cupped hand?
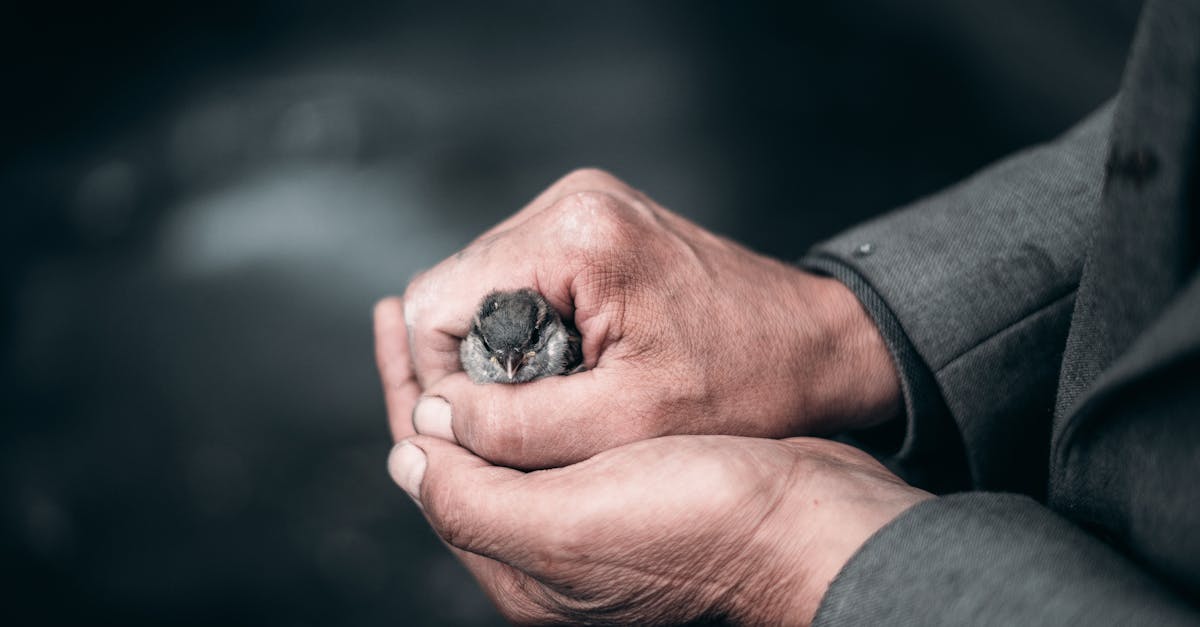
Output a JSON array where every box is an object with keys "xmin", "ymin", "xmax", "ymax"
[
  {"xmin": 377, "ymin": 168, "xmax": 899, "ymax": 469},
  {"xmin": 388, "ymin": 433, "xmax": 931, "ymax": 625}
]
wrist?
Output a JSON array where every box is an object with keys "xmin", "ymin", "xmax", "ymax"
[
  {"xmin": 728, "ymin": 442, "xmax": 933, "ymax": 625},
  {"xmin": 791, "ymin": 270, "xmax": 902, "ymax": 433}
]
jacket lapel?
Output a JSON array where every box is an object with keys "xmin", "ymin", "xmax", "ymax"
[{"xmin": 1051, "ymin": 0, "xmax": 1200, "ymax": 492}]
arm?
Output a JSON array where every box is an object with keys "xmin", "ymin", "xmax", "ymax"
[
  {"xmin": 805, "ymin": 103, "xmax": 1199, "ymax": 623},
  {"xmin": 803, "ymin": 104, "xmax": 1115, "ymax": 495},
  {"xmin": 815, "ymin": 493, "xmax": 1198, "ymax": 626},
  {"xmin": 375, "ymin": 116, "xmax": 1200, "ymax": 624},
  {"xmin": 378, "ymin": 385, "xmax": 1199, "ymax": 626}
]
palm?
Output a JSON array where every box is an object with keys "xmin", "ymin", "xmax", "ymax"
[{"xmin": 392, "ymin": 433, "xmax": 928, "ymax": 625}]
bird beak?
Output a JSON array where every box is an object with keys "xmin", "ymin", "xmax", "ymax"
[{"xmin": 504, "ymin": 352, "xmax": 525, "ymax": 380}]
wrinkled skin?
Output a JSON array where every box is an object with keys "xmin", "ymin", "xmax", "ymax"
[
  {"xmin": 374, "ymin": 168, "xmax": 929, "ymax": 625},
  {"xmin": 387, "ymin": 434, "xmax": 931, "ymax": 626},
  {"xmin": 383, "ymin": 168, "xmax": 900, "ymax": 470}
]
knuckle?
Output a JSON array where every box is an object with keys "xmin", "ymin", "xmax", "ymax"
[
  {"xmin": 401, "ymin": 298, "xmax": 421, "ymax": 329},
  {"xmin": 402, "ymin": 268, "xmax": 442, "ymax": 328},
  {"xmin": 402, "ymin": 271, "xmax": 428, "ymax": 308},
  {"xmin": 550, "ymin": 188, "xmax": 623, "ymax": 221},
  {"xmin": 548, "ymin": 190, "xmax": 640, "ymax": 254},
  {"xmin": 372, "ymin": 296, "xmax": 400, "ymax": 324},
  {"xmin": 557, "ymin": 167, "xmax": 622, "ymax": 189}
]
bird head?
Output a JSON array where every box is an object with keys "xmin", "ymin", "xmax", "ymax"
[{"xmin": 473, "ymin": 289, "xmax": 549, "ymax": 381}]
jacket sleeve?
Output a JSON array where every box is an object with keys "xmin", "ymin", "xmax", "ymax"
[
  {"xmin": 800, "ymin": 104, "xmax": 1113, "ymax": 495},
  {"xmin": 813, "ymin": 494, "xmax": 1200, "ymax": 626}
]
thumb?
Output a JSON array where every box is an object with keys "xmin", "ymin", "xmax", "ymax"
[
  {"xmin": 388, "ymin": 435, "xmax": 540, "ymax": 565},
  {"xmin": 414, "ymin": 369, "xmax": 647, "ymax": 469}
]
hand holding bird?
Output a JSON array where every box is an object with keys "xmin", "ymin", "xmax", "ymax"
[{"xmin": 376, "ymin": 168, "xmax": 899, "ymax": 469}]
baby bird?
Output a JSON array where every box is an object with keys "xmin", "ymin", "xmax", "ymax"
[{"xmin": 460, "ymin": 288, "xmax": 583, "ymax": 384}]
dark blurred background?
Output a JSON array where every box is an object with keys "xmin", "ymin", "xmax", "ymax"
[{"xmin": 2, "ymin": 1, "xmax": 1141, "ymax": 625}]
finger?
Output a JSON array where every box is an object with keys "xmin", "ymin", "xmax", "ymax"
[
  {"xmin": 388, "ymin": 436, "xmax": 558, "ymax": 571},
  {"xmin": 387, "ymin": 439, "xmax": 559, "ymax": 623},
  {"xmin": 374, "ymin": 297, "xmax": 422, "ymax": 441},
  {"xmin": 414, "ymin": 368, "xmax": 648, "ymax": 469}
]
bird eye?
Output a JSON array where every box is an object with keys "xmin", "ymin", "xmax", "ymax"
[{"xmin": 529, "ymin": 326, "xmax": 541, "ymax": 345}]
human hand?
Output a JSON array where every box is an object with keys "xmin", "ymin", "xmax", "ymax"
[
  {"xmin": 378, "ymin": 168, "xmax": 899, "ymax": 468},
  {"xmin": 387, "ymin": 433, "xmax": 931, "ymax": 625}
]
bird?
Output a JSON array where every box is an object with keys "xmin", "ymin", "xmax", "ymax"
[{"xmin": 460, "ymin": 288, "xmax": 583, "ymax": 384}]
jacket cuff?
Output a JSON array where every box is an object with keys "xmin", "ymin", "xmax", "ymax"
[{"xmin": 800, "ymin": 104, "xmax": 1112, "ymax": 495}]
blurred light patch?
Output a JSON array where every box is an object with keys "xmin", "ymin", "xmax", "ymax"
[
  {"xmin": 156, "ymin": 164, "xmax": 457, "ymax": 293},
  {"xmin": 169, "ymin": 99, "xmax": 249, "ymax": 184},
  {"xmin": 275, "ymin": 98, "xmax": 362, "ymax": 161}
]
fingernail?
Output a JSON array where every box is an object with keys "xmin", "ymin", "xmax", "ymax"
[
  {"xmin": 413, "ymin": 396, "xmax": 455, "ymax": 442},
  {"xmin": 388, "ymin": 441, "xmax": 427, "ymax": 502}
]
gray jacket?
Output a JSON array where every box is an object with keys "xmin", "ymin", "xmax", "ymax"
[{"xmin": 803, "ymin": 1, "xmax": 1200, "ymax": 623}]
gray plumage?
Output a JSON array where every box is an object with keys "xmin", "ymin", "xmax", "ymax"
[{"xmin": 460, "ymin": 288, "xmax": 582, "ymax": 383}]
